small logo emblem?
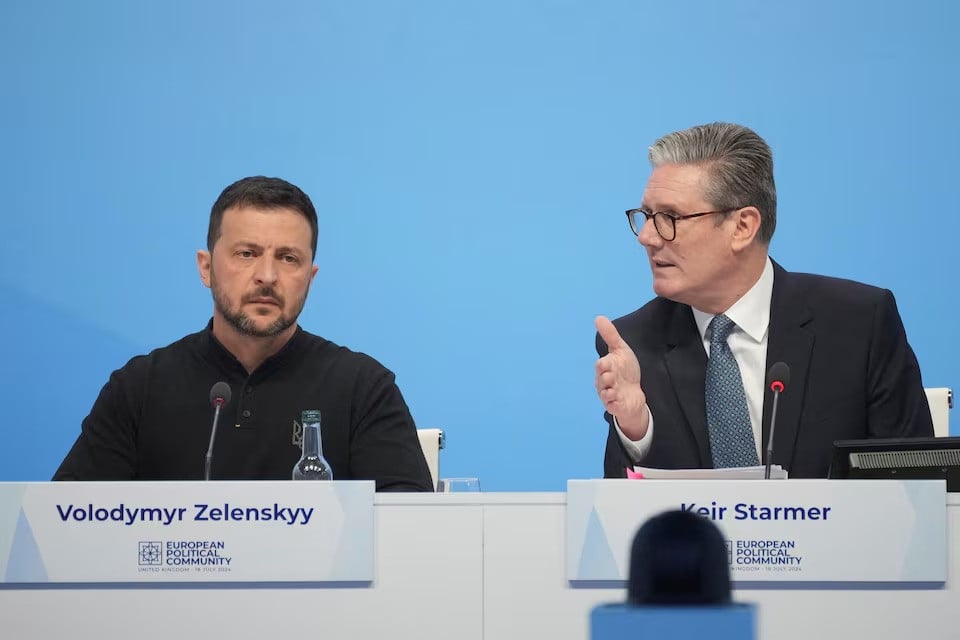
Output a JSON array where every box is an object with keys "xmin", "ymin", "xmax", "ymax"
[
  {"xmin": 292, "ymin": 420, "xmax": 303, "ymax": 447},
  {"xmin": 139, "ymin": 541, "xmax": 163, "ymax": 566}
]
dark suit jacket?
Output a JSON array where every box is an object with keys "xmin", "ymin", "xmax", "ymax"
[{"xmin": 599, "ymin": 261, "xmax": 933, "ymax": 478}]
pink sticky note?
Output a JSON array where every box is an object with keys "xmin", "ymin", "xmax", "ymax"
[{"xmin": 625, "ymin": 467, "xmax": 645, "ymax": 479}]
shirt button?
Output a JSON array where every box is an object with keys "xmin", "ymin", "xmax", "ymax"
[
  {"xmin": 241, "ymin": 410, "xmax": 251, "ymax": 418},
  {"xmin": 245, "ymin": 386, "xmax": 253, "ymax": 394}
]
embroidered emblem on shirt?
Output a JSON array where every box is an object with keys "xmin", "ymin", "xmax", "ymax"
[{"xmin": 292, "ymin": 420, "xmax": 303, "ymax": 447}]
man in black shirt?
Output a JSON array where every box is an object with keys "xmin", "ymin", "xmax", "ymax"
[{"xmin": 55, "ymin": 176, "xmax": 433, "ymax": 491}]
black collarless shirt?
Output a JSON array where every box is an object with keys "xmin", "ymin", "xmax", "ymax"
[{"xmin": 54, "ymin": 322, "xmax": 433, "ymax": 491}]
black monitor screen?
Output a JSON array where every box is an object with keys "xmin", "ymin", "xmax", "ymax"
[{"xmin": 829, "ymin": 436, "xmax": 960, "ymax": 492}]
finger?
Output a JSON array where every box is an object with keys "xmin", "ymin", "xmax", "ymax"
[
  {"xmin": 595, "ymin": 356, "xmax": 614, "ymax": 376},
  {"xmin": 595, "ymin": 315, "xmax": 629, "ymax": 351},
  {"xmin": 596, "ymin": 365, "xmax": 615, "ymax": 388},
  {"xmin": 599, "ymin": 387, "xmax": 617, "ymax": 406},
  {"xmin": 597, "ymin": 371, "xmax": 617, "ymax": 391}
]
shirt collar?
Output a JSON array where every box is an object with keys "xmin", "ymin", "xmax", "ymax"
[
  {"xmin": 202, "ymin": 319, "xmax": 308, "ymax": 379},
  {"xmin": 691, "ymin": 257, "xmax": 774, "ymax": 344}
]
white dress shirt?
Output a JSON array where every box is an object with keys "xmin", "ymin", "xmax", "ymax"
[{"xmin": 616, "ymin": 258, "xmax": 774, "ymax": 464}]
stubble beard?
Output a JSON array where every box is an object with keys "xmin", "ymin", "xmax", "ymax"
[{"xmin": 210, "ymin": 272, "xmax": 307, "ymax": 339}]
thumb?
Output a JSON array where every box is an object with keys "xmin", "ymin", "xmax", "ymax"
[{"xmin": 595, "ymin": 315, "xmax": 628, "ymax": 351}]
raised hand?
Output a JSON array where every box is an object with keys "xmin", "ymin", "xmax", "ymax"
[{"xmin": 595, "ymin": 316, "xmax": 649, "ymax": 440}]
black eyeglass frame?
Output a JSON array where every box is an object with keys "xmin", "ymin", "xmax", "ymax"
[{"xmin": 625, "ymin": 207, "xmax": 739, "ymax": 241}]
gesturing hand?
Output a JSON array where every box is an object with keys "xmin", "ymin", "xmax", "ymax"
[{"xmin": 595, "ymin": 315, "xmax": 649, "ymax": 440}]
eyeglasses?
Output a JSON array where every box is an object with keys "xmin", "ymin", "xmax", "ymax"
[{"xmin": 625, "ymin": 208, "xmax": 738, "ymax": 241}]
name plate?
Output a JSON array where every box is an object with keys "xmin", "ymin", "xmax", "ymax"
[
  {"xmin": 0, "ymin": 481, "xmax": 374, "ymax": 586},
  {"xmin": 566, "ymin": 479, "xmax": 946, "ymax": 584}
]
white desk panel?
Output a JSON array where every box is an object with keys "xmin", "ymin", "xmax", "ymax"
[{"xmin": 2, "ymin": 491, "xmax": 956, "ymax": 640}]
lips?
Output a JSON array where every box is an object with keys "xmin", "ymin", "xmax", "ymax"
[{"xmin": 247, "ymin": 297, "xmax": 279, "ymax": 305}]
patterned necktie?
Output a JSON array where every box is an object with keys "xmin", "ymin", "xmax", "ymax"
[{"xmin": 705, "ymin": 314, "xmax": 760, "ymax": 468}]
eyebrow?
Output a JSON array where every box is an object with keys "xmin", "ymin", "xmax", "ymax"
[
  {"xmin": 274, "ymin": 245, "xmax": 306, "ymax": 257},
  {"xmin": 231, "ymin": 241, "xmax": 263, "ymax": 251},
  {"xmin": 639, "ymin": 204, "xmax": 680, "ymax": 216},
  {"xmin": 232, "ymin": 241, "xmax": 307, "ymax": 257}
]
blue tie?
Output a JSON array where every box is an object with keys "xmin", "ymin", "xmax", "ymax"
[{"xmin": 705, "ymin": 314, "xmax": 760, "ymax": 468}]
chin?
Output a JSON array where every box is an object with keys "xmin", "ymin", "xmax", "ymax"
[
  {"xmin": 651, "ymin": 279, "xmax": 675, "ymax": 299},
  {"xmin": 253, "ymin": 316, "xmax": 285, "ymax": 330},
  {"xmin": 652, "ymin": 282, "xmax": 690, "ymax": 305},
  {"xmin": 249, "ymin": 306, "xmax": 281, "ymax": 319}
]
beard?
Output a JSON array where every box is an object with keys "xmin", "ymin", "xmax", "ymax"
[{"xmin": 210, "ymin": 270, "xmax": 308, "ymax": 339}]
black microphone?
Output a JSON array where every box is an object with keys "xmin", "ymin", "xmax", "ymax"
[
  {"xmin": 764, "ymin": 362, "xmax": 790, "ymax": 480},
  {"xmin": 205, "ymin": 382, "xmax": 232, "ymax": 481}
]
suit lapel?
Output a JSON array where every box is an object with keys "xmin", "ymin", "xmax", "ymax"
[
  {"xmin": 762, "ymin": 263, "xmax": 814, "ymax": 471},
  {"xmin": 663, "ymin": 303, "xmax": 712, "ymax": 466}
]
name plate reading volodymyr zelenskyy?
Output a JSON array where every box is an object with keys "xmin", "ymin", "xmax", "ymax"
[
  {"xmin": 566, "ymin": 479, "xmax": 946, "ymax": 584},
  {"xmin": 0, "ymin": 481, "xmax": 374, "ymax": 586}
]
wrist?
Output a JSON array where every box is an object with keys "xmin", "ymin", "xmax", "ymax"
[{"xmin": 616, "ymin": 404, "xmax": 650, "ymax": 440}]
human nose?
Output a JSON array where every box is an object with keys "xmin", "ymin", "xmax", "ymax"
[
  {"xmin": 637, "ymin": 214, "xmax": 663, "ymax": 248},
  {"xmin": 253, "ymin": 255, "xmax": 278, "ymax": 285}
]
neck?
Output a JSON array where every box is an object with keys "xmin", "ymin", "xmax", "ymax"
[
  {"xmin": 211, "ymin": 316, "xmax": 297, "ymax": 374},
  {"xmin": 697, "ymin": 250, "xmax": 768, "ymax": 315}
]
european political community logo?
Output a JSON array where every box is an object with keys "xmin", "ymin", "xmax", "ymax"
[
  {"xmin": 138, "ymin": 541, "xmax": 163, "ymax": 566},
  {"xmin": 726, "ymin": 538, "xmax": 803, "ymax": 573},
  {"xmin": 137, "ymin": 539, "xmax": 233, "ymax": 573}
]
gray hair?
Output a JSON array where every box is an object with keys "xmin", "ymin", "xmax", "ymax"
[{"xmin": 648, "ymin": 123, "xmax": 777, "ymax": 244}]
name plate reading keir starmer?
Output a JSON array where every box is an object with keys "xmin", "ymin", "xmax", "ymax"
[
  {"xmin": 0, "ymin": 481, "xmax": 374, "ymax": 586},
  {"xmin": 566, "ymin": 479, "xmax": 946, "ymax": 584}
]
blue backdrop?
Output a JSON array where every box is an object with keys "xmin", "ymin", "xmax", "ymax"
[{"xmin": 1, "ymin": 0, "xmax": 957, "ymax": 490}]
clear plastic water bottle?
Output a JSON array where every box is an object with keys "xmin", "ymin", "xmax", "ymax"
[{"xmin": 292, "ymin": 409, "xmax": 333, "ymax": 480}]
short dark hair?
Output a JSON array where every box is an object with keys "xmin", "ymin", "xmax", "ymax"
[
  {"xmin": 207, "ymin": 176, "xmax": 318, "ymax": 258},
  {"xmin": 627, "ymin": 509, "xmax": 731, "ymax": 605}
]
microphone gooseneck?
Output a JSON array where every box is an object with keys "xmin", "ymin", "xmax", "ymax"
[
  {"xmin": 205, "ymin": 382, "xmax": 232, "ymax": 481},
  {"xmin": 764, "ymin": 363, "xmax": 790, "ymax": 480}
]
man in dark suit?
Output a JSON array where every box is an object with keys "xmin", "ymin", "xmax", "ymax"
[{"xmin": 594, "ymin": 123, "xmax": 932, "ymax": 478}]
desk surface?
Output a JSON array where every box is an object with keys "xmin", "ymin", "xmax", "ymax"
[{"xmin": 3, "ymin": 491, "xmax": 958, "ymax": 640}]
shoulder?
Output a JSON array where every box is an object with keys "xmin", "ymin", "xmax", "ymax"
[
  {"xmin": 614, "ymin": 297, "xmax": 685, "ymax": 341},
  {"xmin": 776, "ymin": 267, "xmax": 894, "ymax": 311},
  {"xmin": 90, "ymin": 328, "xmax": 210, "ymax": 401},
  {"xmin": 110, "ymin": 328, "xmax": 208, "ymax": 377},
  {"xmin": 295, "ymin": 329, "xmax": 395, "ymax": 381}
]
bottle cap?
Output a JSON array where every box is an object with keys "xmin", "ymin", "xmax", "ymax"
[{"xmin": 301, "ymin": 409, "xmax": 321, "ymax": 423}]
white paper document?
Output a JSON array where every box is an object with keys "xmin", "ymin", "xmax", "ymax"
[{"xmin": 628, "ymin": 465, "xmax": 788, "ymax": 480}]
